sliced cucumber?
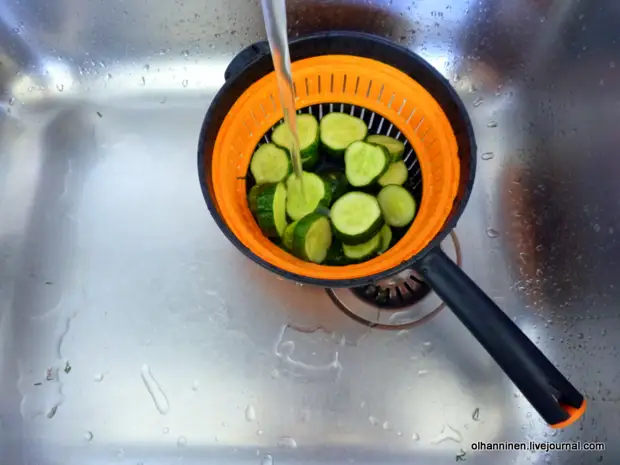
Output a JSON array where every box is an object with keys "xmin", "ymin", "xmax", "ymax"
[
  {"xmin": 282, "ymin": 220, "xmax": 298, "ymax": 251},
  {"xmin": 320, "ymin": 113, "xmax": 368, "ymax": 157},
  {"xmin": 325, "ymin": 241, "xmax": 349, "ymax": 266},
  {"xmin": 286, "ymin": 172, "xmax": 332, "ymax": 221},
  {"xmin": 378, "ymin": 161, "xmax": 408, "ymax": 187},
  {"xmin": 377, "ymin": 185, "xmax": 417, "ymax": 228},
  {"xmin": 366, "ymin": 135, "xmax": 406, "ymax": 161},
  {"xmin": 342, "ymin": 232, "xmax": 381, "ymax": 262},
  {"xmin": 249, "ymin": 182, "xmax": 288, "ymax": 238},
  {"xmin": 247, "ymin": 184, "xmax": 261, "ymax": 215},
  {"xmin": 250, "ymin": 143, "xmax": 292, "ymax": 184},
  {"xmin": 378, "ymin": 224, "xmax": 392, "ymax": 253},
  {"xmin": 321, "ymin": 171, "xmax": 349, "ymax": 203},
  {"xmin": 330, "ymin": 191, "xmax": 384, "ymax": 244},
  {"xmin": 292, "ymin": 213, "xmax": 333, "ymax": 264},
  {"xmin": 271, "ymin": 114, "xmax": 320, "ymax": 169},
  {"xmin": 344, "ymin": 141, "xmax": 390, "ymax": 187}
]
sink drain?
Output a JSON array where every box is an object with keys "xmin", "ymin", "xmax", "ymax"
[
  {"xmin": 326, "ymin": 231, "xmax": 462, "ymax": 329},
  {"xmin": 351, "ymin": 269, "xmax": 432, "ymax": 309}
]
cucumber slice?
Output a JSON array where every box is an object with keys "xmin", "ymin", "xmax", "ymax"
[
  {"xmin": 250, "ymin": 143, "xmax": 292, "ymax": 184},
  {"xmin": 271, "ymin": 114, "xmax": 320, "ymax": 169},
  {"xmin": 378, "ymin": 161, "xmax": 408, "ymax": 187},
  {"xmin": 366, "ymin": 135, "xmax": 406, "ymax": 161},
  {"xmin": 247, "ymin": 184, "xmax": 261, "ymax": 215},
  {"xmin": 330, "ymin": 191, "xmax": 384, "ymax": 244},
  {"xmin": 342, "ymin": 232, "xmax": 381, "ymax": 262},
  {"xmin": 320, "ymin": 113, "xmax": 368, "ymax": 157},
  {"xmin": 325, "ymin": 241, "xmax": 349, "ymax": 266},
  {"xmin": 292, "ymin": 213, "xmax": 333, "ymax": 263},
  {"xmin": 249, "ymin": 182, "xmax": 288, "ymax": 238},
  {"xmin": 286, "ymin": 172, "xmax": 332, "ymax": 221},
  {"xmin": 377, "ymin": 224, "xmax": 393, "ymax": 253},
  {"xmin": 321, "ymin": 171, "xmax": 349, "ymax": 203},
  {"xmin": 377, "ymin": 185, "xmax": 417, "ymax": 227},
  {"xmin": 344, "ymin": 141, "xmax": 390, "ymax": 187},
  {"xmin": 282, "ymin": 220, "xmax": 298, "ymax": 251}
]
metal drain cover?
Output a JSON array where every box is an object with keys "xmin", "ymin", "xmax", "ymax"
[
  {"xmin": 351, "ymin": 268, "xmax": 431, "ymax": 309},
  {"xmin": 326, "ymin": 232, "xmax": 462, "ymax": 329}
]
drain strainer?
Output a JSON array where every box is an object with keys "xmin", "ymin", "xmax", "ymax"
[
  {"xmin": 326, "ymin": 231, "xmax": 462, "ymax": 329},
  {"xmin": 351, "ymin": 269, "xmax": 432, "ymax": 309}
]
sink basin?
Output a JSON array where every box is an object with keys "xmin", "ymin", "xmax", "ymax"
[{"xmin": 0, "ymin": 0, "xmax": 617, "ymax": 464}]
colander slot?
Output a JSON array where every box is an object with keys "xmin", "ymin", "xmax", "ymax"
[
  {"xmin": 269, "ymin": 94, "xmax": 277, "ymax": 111},
  {"xmin": 377, "ymin": 84, "xmax": 385, "ymax": 102},
  {"xmin": 419, "ymin": 127, "xmax": 430, "ymax": 140},
  {"xmin": 360, "ymin": 107, "xmax": 366, "ymax": 119},
  {"xmin": 243, "ymin": 120, "xmax": 253, "ymax": 136},
  {"xmin": 305, "ymin": 77, "xmax": 310, "ymax": 96},
  {"xmin": 292, "ymin": 81, "xmax": 298, "ymax": 100},
  {"xmin": 259, "ymin": 103, "xmax": 267, "ymax": 117},
  {"xmin": 354, "ymin": 76, "xmax": 360, "ymax": 95},
  {"xmin": 318, "ymin": 75, "xmax": 322, "ymax": 94},
  {"xmin": 397, "ymin": 99, "xmax": 406, "ymax": 115},
  {"xmin": 404, "ymin": 149, "xmax": 415, "ymax": 163},
  {"xmin": 414, "ymin": 117, "xmax": 425, "ymax": 133},
  {"xmin": 406, "ymin": 108, "xmax": 417, "ymax": 124},
  {"xmin": 342, "ymin": 75, "xmax": 348, "ymax": 93},
  {"xmin": 387, "ymin": 92, "xmax": 396, "ymax": 108},
  {"xmin": 263, "ymin": 134, "xmax": 270, "ymax": 143},
  {"xmin": 368, "ymin": 112, "xmax": 376, "ymax": 130},
  {"xmin": 349, "ymin": 105, "xmax": 356, "ymax": 116},
  {"xmin": 250, "ymin": 109, "xmax": 258, "ymax": 125},
  {"xmin": 329, "ymin": 73, "xmax": 334, "ymax": 93},
  {"xmin": 365, "ymin": 80, "xmax": 373, "ymax": 98},
  {"xmin": 385, "ymin": 123, "xmax": 394, "ymax": 136},
  {"xmin": 376, "ymin": 116, "xmax": 386, "ymax": 134},
  {"xmin": 319, "ymin": 104, "xmax": 323, "ymax": 119},
  {"xmin": 329, "ymin": 103, "xmax": 334, "ymax": 113}
]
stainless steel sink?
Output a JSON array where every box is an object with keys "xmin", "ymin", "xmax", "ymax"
[{"xmin": 0, "ymin": 0, "xmax": 618, "ymax": 464}]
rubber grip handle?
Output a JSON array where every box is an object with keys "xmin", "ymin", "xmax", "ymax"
[{"xmin": 416, "ymin": 247, "xmax": 585, "ymax": 427}]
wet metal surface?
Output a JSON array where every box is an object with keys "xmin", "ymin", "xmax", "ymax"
[{"xmin": 0, "ymin": 0, "xmax": 618, "ymax": 464}]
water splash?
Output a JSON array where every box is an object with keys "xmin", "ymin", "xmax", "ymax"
[
  {"xmin": 93, "ymin": 373, "xmax": 104, "ymax": 382},
  {"xmin": 486, "ymin": 228, "xmax": 500, "ymax": 238},
  {"xmin": 481, "ymin": 152, "xmax": 495, "ymax": 160},
  {"xmin": 261, "ymin": 454, "xmax": 274, "ymax": 465},
  {"xmin": 277, "ymin": 436, "xmax": 297, "ymax": 449},
  {"xmin": 245, "ymin": 405, "xmax": 257, "ymax": 422},
  {"xmin": 430, "ymin": 423, "xmax": 463, "ymax": 444},
  {"xmin": 140, "ymin": 364, "xmax": 170, "ymax": 415},
  {"xmin": 177, "ymin": 436, "xmax": 187, "ymax": 447},
  {"xmin": 84, "ymin": 431, "xmax": 94, "ymax": 441}
]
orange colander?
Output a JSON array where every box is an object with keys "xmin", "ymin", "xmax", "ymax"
[{"xmin": 198, "ymin": 32, "xmax": 584, "ymax": 428}]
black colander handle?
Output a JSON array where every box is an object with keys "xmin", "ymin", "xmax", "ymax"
[{"xmin": 416, "ymin": 247, "xmax": 585, "ymax": 428}]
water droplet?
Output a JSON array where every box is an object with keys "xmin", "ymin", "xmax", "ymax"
[
  {"xmin": 277, "ymin": 436, "xmax": 297, "ymax": 449},
  {"xmin": 182, "ymin": 79, "xmax": 189, "ymax": 87},
  {"xmin": 535, "ymin": 244, "xmax": 544, "ymax": 251},
  {"xmin": 368, "ymin": 416, "xmax": 379, "ymax": 426},
  {"xmin": 191, "ymin": 380, "xmax": 199, "ymax": 391},
  {"xmin": 486, "ymin": 228, "xmax": 500, "ymax": 238},
  {"xmin": 472, "ymin": 407, "xmax": 480, "ymax": 421},
  {"xmin": 481, "ymin": 152, "xmax": 494, "ymax": 160},
  {"xmin": 177, "ymin": 436, "xmax": 187, "ymax": 447},
  {"xmin": 140, "ymin": 76, "xmax": 146, "ymax": 86},
  {"xmin": 487, "ymin": 120, "xmax": 498, "ymax": 128},
  {"xmin": 245, "ymin": 405, "xmax": 257, "ymax": 422},
  {"xmin": 83, "ymin": 431, "xmax": 94, "ymax": 441},
  {"xmin": 430, "ymin": 423, "xmax": 462, "ymax": 444},
  {"xmin": 412, "ymin": 432, "xmax": 420, "ymax": 441},
  {"xmin": 473, "ymin": 96, "xmax": 484, "ymax": 107},
  {"xmin": 593, "ymin": 223, "xmax": 601, "ymax": 233},
  {"xmin": 105, "ymin": 73, "xmax": 113, "ymax": 80},
  {"xmin": 162, "ymin": 426, "xmax": 169, "ymax": 434},
  {"xmin": 382, "ymin": 421, "xmax": 391, "ymax": 431},
  {"xmin": 144, "ymin": 63, "xmax": 150, "ymax": 71},
  {"xmin": 181, "ymin": 50, "xmax": 190, "ymax": 57},
  {"xmin": 140, "ymin": 364, "xmax": 170, "ymax": 415},
  {"xmin": 256, "ymin": 429, "xmax": 263, "ymax": 436},
  {"xmin": 417, "ymin": 369, "xmax": 428, "ymax": 376},
  {"xmin": 610, "ymin": 61, "xmax": 616, "ymax": 68},
  {"xmin": 8, "ymin": 97, "xmax": 15, "ymax": 105},
  {"xmin": 261, "ymin": 454, "xmax": 274, "ymax": 465},
  {"xmin": 56, "ymin": 83, "xmax": 64, "ymax": 92}
]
